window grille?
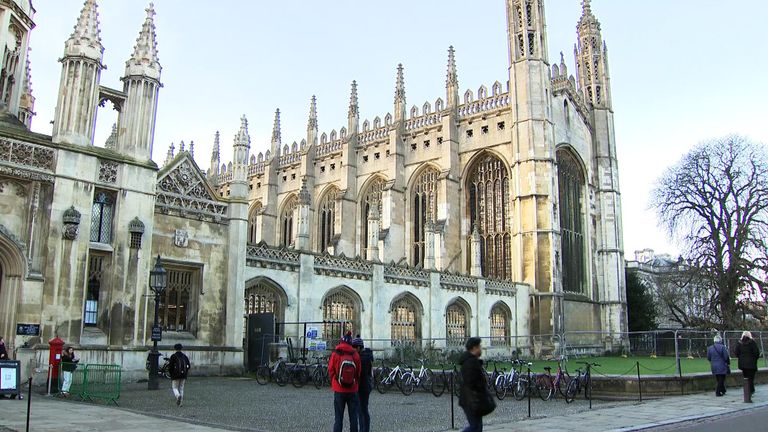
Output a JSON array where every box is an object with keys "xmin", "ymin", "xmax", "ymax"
[
  {"xmin": 84, "ymin": 254, "xmax": 104, "ymax": 326},
  {"xmin": 391, "ymin": 295, "xmax": 421, "ymax": 345},
  {"xmin": 159, "ymin": 267, "xmax": 197, "ymax": 331},
  {"xmin": 490, "ymin": 304, "xmax": 510, "ymax": 346},
  {"xmin": 322, "ymin": 290, "xmax": 357, "ymax": 342},
  {"xmin": 446, "ymin": 302, "xmax": 469, "ymax": 347},
  {"xmin": 90, "ymin": 191, "xmax": 113, "ymax": 243}
]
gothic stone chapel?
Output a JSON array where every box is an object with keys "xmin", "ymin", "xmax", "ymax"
[{"xmin": 0, "ymin": 0, "xmax": 625, "ymax": 377}]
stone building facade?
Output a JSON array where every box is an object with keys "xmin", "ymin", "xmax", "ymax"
[{"xmin": 0, "ymin": 0, "xmax": 625, "ymax": 378}]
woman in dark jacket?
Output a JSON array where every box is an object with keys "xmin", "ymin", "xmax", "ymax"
[
  {"xmin": 458, "ymin": 337, "xmax": 494, "ymax": 432},
  {"xmin": 706, "ymin": 335, "xmax": 730, "ymax": 396},
  {"xmin": 734, "ymin": 331, "xmax": 761, "ymax": 395}
]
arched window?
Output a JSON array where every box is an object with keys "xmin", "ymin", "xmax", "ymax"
[
  {"xmin": 322, "ymin": 288, "xmax": 360, "ymax": 343},
  {"xmin": 557, "ymin": 149, "xmax": 586, "ymax": 293},
  {"xmin": 248, "ymin": 202, "xmax": 262, "ymax": 245},
  {"xmin": 244, "ymin": 279, "xmax": 286, "ymax": 333},
  {"xmin": 279, "ymin": 196, "xmax": 298, "ymax": 247},
  {"xmin": 490, "ymin": 302, "xmax": 511, "ymax": 346},
  {"xmin": 360, "ymin": 177, "xmax": 385, "ymax": 252},
  {"xmin": 466, "ymin": 154, "xmax": 511, "ymax": 279},
  {"xmin": 390, "ymin": 294, "xmax": 422, "ymax": 345},
  {"xmin": 317, "ymin": 188, "xmax": 338, "ymax": 253},
  {"xmin": 446, "ymin": 299, "xmax": 471, "ymax": 347},
  {"xmin": 411, "ymin": 166, "xmax": 439, "ymax": 267}
]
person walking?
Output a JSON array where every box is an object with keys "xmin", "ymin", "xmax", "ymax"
[
  {"xmin": 328, "ymin": 332, "xmax": 362, "ymax": 432},
  {"xmin": 734, "ymin": 331, "xmax": 761, "ymax": 399},
  {"xmin": 352, "ymin": 336, "xmax": 373, "ymax": 432},
  {"xmin": 169, "ymin": 343, "xmax": 191, "ymax": 407},
  {"xmin": 458, "ymin": 337, "xmax": 495, "ymax": 432},
  {"xmin": 60, "ymin": 347, "xmax": 79, "ymax": 396},
  {"xmin": 706, "ymin": 334, "xmax": 730, "ymax": 396},
  {"xmin": 0, "ymin": 336, "xmax": 8, "ymax": 359}
]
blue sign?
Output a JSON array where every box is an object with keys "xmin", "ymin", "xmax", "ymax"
[
  {"xmin": 306, "ymin": 328, "xmax": 318, "ymax": 339},
  {"xmin": 151, "ymin": 326, "xmax": 162, "ymax": 342}
]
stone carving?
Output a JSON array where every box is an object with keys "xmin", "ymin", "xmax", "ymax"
[
  {"xmin": 485, "ymin": 279, "xmax": 517, "ymax": 297},
  {"xmin": 383, "ymin": 263, "xmax": 430, "ymax": 287},
  {"xmin": 440, "ymin": 272, "xmax": 478, "ymax": 292},
  {"xmin": 314, "ymin": 253, "xmax": 373, "ymax": 280},
  {"xmin": 174, "ymin": 229, "xmax": 189, "ymax": 248},
  {"xmin": 0, "ymin": 137, "xmax": 56, "ymax": 171},
  {"xmin": 98, "ymin": 160, "xmax": 118, "ymax": 183},
  {"xmin": 246, "ymin": 242, "xmax": 300, "ymax": 271},
  {"xmin": 156, "ymin": 158, "xmax": 228, "ymax": 223},
  {"xmin": 0, "ymin": 165, "xmax": 54, "ymax": 183},
  {"xmin": 0, "ymin": 178, "xmax": 27, "ymax": 197},
  {"xmin": 62, "ymin": 206, "xmax": 81, "ymax": 240}
]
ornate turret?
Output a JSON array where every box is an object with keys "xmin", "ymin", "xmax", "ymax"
[
  {"xmin": 575, "ymin": 0, "xmax": 611, "ymax": 108},
  {"xmin": 164, "ymin": 142, "xmax": 175, "ymax": 166},
  {"xmin": 270, "ymin": 109, "xmax": 281, "ymax": 157},
  {"xmin": 52, "ymin": 0, "xmax": 105, "ymax": 146},
  {"xmin": 446, "ymin": 46, "xmax": 459, "ymax": 109},
  {"xmin": 307, "ymin": 95, "xmax": 318, "ymax": 146},
  {"xmin": 506, "ymin": 0, "xmax": 548, "ymax": 63},
  {"xmin": 232, "ymin": 115, "xmax": 250, "ymax": 183},
  {"xmin": 394, "ymin": 64, "xmax": 406, "ymax": 122},
  {"xmin": 348, "ymin": 80, "xmax": 359, "ymax": 134},
  {"xmin": 18, "ymin": 55, "xmax": 35, "ymax": 128},
  {"xmin": 117, "ymin": 3, "xmax": 162, "ymax": 161},
  {"xmin": 104, "ymin": 123, "xmax": 117, "ymax": 149},
  {"xmin": 208, "ymin": 131, "xmax": 220, "ymax": 182}
]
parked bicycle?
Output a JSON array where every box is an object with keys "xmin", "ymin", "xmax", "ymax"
[
  {"xmin": 536, "ymin": 358, "xmax": 570, "ymax": 401},
  {"xmin": 309, "ymin": 356, "xmax": 330, "ymax": 389},
  {"xmin": 400, "ymin": 358, "xmax": 434, "ymax": 396},
  {"xmin": 287, "ymin": 357, "xmax": 310, "ymax": 388},
  {"xmin": 430, "ymin": 363, "xmax": 462, "ymax": 397},
  {"xmin": 564, "ymin": 361, "xmax": 600, "ymax": 403},
  {"xmin": 375, "ymin": 360, "xmax": 409, "ymax": 394},
  {"xmin": 255, "ymin": 358, "xmax": 288, "ymax": 386},
  {"xmin": 494, "ymin": 359, "xmax": 526, "ymax": 400},
  {"xmin": 511, "ymin": 361, "xmax": 535, "ymax": 401},
  {"xmin": 145, "ymin": 353, "xmax": 171, "ymax": 379}
]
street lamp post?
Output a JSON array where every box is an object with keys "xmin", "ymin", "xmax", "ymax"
[{"xmin": 148, "ymin": 255, "xmax": 167, "ymax": 390}]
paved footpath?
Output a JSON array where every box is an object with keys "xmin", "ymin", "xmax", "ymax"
[
  {"xmin": 482, "ymin": 384, "xmax": 768, "ymax": 432},
  {"xmin": 1, "ymin": 385, "xmax": 766, "ymax": 432}
]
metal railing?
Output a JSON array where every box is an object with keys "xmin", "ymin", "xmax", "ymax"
[{"xmin": 58, "ymin": 363, "xmax": 122, "ymax": 405}]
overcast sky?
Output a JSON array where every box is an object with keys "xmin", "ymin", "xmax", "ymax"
[{"xmin": 27, "ymin": 0, "xmax": 768, "ymax": 259}]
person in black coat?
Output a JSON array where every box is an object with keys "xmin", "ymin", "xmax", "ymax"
[
  {"xmin": 352, "ymin": 337, "xmax": 373, "ymax": 432},
  {"xmin": 169, "ymin": 343, "xmax": 191, "ymax": 407},
  {"xmin": 734, "ymin": 331, "xmax": 761, "ymax": 396},
  {"xmin": 458, "ymin": 337, "xmax": 494, "ymax": 432}
]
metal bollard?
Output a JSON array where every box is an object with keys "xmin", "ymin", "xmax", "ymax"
[{"xmin": 743, "ymin": 377, "xmax": 752, "ymax": 403}]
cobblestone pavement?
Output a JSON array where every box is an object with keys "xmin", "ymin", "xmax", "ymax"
[{"xmin": 106, "ymin": 377, "xmax": 627, "ymax": 432}]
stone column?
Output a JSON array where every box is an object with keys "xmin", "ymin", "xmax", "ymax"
[
  {"xmin": 366, "ymin": 203, "xmax": 380, "ymax": 261},
  {"xmin": 296, "ymin": 179, "xmax": 311, "ymax": 251},
  {"xmin": 424, "ymin": 218, "xmax": 435, "ymax": 270},
  {"xmin": 470, "ymin": 224, "xmax": 482, "ymax": 277}
]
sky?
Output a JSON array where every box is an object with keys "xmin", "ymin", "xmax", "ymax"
[{"xmin": 26, "ymin": 0, "xmax": 768, "ymax": 259}]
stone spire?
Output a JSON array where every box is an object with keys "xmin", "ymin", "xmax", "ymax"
[
  {"xmin": 65, "ymin": 0, "xmax": 104, "ymax": 59},
  {"xmin": 104, "ymin": 123, "xmax": 117, "ymax": 149},
  {"xmin": 348, "ymin": 81, "xmax": 359, "ymax": 118},
  {"xmin": 307, "ymin": 96, "xmax": 318, "ymax": 146},
  {"xmin": 189, "ymin": 140, "xmax": 195, "ymax": 158},
  {"xmin": 209, "ymin": 131, "xmax": 221, "ymax": 181},
  {"xmin": 271, "ymin": 109, "xmax": 281, "ymax": 156},
  {"xmin": 394, "ymin": 64, "xmax": 406, "ymax": 122},
  {"xmin": 18, "ymin": 54, "xmax": 35, "ymax": 128},
  {"xmin": 446, "ymin": 46, "xmax": 459, "ymax": 108},
  {"xmin": 52, "ymin": 0, "xmax": 105, "ymax": 146},
  {"xmin": 125, "ymin": 2, "xmax": 161, "ymax": 80},
  {"xmin": 232, "ymin": 115, "xmax": 250, "ymax": 182},
  {"xmin": 296, "ymin": 178, "xmax": 312, "ymax": 250},
  {"xmin": 575, "ymin": 0, "xmax": 610, "ymax": 107},
  {"xmin": 164, "ymin": 142, "xmax": 175, "ymax": 165}
]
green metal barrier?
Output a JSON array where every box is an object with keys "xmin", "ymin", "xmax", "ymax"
[
  {"xmin": 58, "ymin": 363, "xmax": 86, "ymax": 397},
  {"xmin": 58, "ymin": 363, "xmax": 122, "ymax": 405}
]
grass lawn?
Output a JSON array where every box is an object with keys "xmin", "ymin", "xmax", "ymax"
[{"xmin": 485, "ymin": 356, "xmax": 714, "ymax": 376}]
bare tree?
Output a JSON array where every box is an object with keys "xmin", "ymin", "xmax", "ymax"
[
  {"xmin": 655, "ymin": 263, "xmax": 719, "ymax": 328},
  {"xmin": 652, "ymin": 135, "xmax": 768, "ymax": 329}
]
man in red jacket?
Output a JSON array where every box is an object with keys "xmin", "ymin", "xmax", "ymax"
[{"xmin": 329, "ymin": 332, "xmax": 362, "ymax": 432}]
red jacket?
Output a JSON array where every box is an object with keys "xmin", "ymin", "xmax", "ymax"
[{"xmin": 328, "ymin": 341, "xmax": 362, "ymax": 393}]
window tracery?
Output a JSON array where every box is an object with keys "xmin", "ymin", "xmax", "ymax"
[
  {"xmin": 411, "ymin": 167, "xmax": 439, "ymax": 267},
  {"xmin": 557, "ymin": 150, "xmax": 586, "ymax": 294}
]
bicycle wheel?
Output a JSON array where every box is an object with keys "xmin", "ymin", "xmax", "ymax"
[
  {"xmin": 452, "ymin": 372, "xmax": 462, "ymax": 397},
  {"xmin": 420, "ymin": 369, "xmax": 435, "ymax": 391},
  {"xmin": 431, "ymin": 373, "xmax": 446, "ymax": 397},
  {"xmin": 400, "ymin": 373, "xmax": 415, "ymax": 396},
  {"xmin": 274, "ymin": 363, "xmax": 288, "ymax": 387},
  {"xmin": 494, "ymin": 375, "xmax": 507, "ymax": 400},
  {"xmin": 537, "ymin": 375, "xmax": 554, "ymax": 401},
  {"xmin": 513, "ymin": 377, "xmax": 527, "ymax": 401},
  {"xmin": 584, "ymin": 375, "xmax": 592, "ymax": 400},
  {"xmin": 556, "ymin": 373, "xmax": 570, "ymax": 398},
  {"xmin": 565, "ymin": 378, "xmax": 578, "ymax": 404},
  {"xmin": 255, "ymin": 365, "xmax": 270, "ymax": 385},
  {"xmin": 375, "ymin": 368, "xmax": 392, "ymax": 394},
  {"xmin": 291, "ymin": 367, "xmax": 308, "ymax": 388},
  {"xmin": 312, "ymin": 367, "xmax": 324, "ymax": 389}
]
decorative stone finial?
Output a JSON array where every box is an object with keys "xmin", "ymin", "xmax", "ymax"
[
  {"xmin": 308, "ymin": 95, "xmax": 318, "ymax": 131},
  {"xmin": 395, "ymin": 63, "xmax": 405, "ymax": 102},
  {"xmin": 235, "ymin": 115, "xmax": 250, "ymax": 148},
  {"xmin": 128, "ymin": 217, "xmax": 145, "ymax": 234},
  {"xmin": 69, "ymin": 0, "xmax": 102, "ymax": 48},
  {"xmin": 164, "ymin": 142, "xmax": 175, "ymax": 165},
  {"xmin": 446, "ymin": 46, "xmax": 458, "ymax": 88},
  {"xmin": 126, "ymin": 2, "xmax": 161, "ymax": 75},
  {"xmin": 104, "ymin": 123, "xmax": 117, "ymax": 149},
  {"xmin": 271, "ymin": 109, "xmax": 281, "ymax": 145},
  {"xmin": 349, "ymin": 80, "xmax": 359, "ymax": 118}
]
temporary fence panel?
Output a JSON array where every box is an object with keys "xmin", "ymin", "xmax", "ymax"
[
  {"xmin": 57, "ymin": 363, "xmax": 86, "ymax": 396},
  {"xmin": 82, "ymin": 364, "xmax": 122, "ymax": 405}
]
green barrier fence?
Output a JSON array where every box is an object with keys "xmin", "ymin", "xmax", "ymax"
[{"xmin": 58, "ymin": 363, "xmax": 122, "ymax": 405}]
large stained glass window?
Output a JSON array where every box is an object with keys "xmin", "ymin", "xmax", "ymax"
[
  {"xmin": 557, "ymin": 150, "xmax": 586, "ymax": 294},
  {"xmin": 411, "ymin": 167, "xmax": 439, "ymax": 267}
]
